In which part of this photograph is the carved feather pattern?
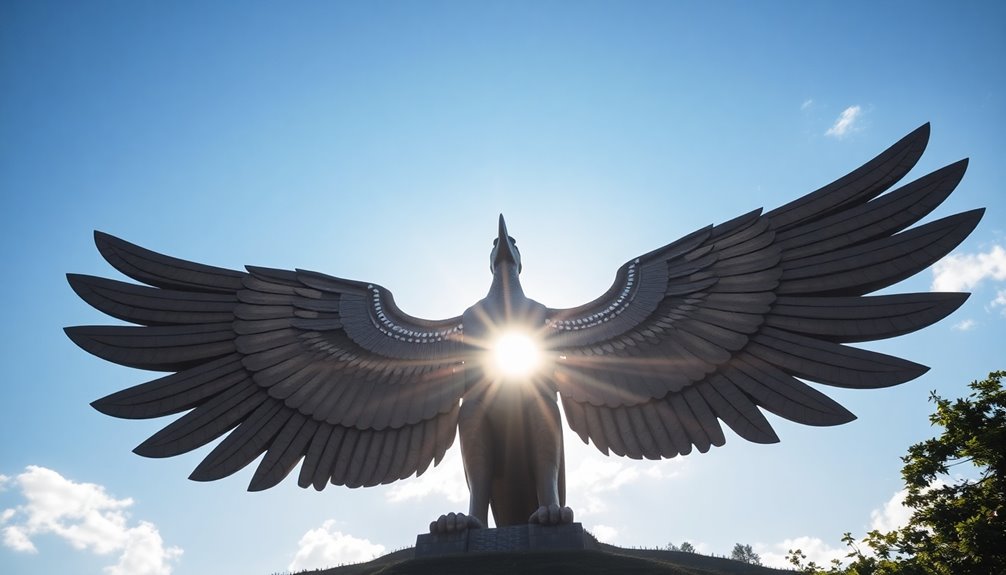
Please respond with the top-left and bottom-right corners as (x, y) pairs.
(548, 124), (982, 458)
(67, 234), (466, 491)
(66, 123), (982, 488)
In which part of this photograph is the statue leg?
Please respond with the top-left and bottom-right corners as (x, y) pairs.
(526, 392), (574, 525)
(429, 394), (489, 533)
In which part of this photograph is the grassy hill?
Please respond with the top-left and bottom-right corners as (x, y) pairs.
(302, 543), (795, 575)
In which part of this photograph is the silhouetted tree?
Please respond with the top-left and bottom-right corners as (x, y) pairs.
(788, 371), (1006, 574)
(731, 543), (762, 565)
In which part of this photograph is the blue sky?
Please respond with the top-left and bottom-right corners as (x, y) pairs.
(1, 1), (1004, 573)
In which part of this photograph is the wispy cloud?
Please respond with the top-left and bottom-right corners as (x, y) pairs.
(0, 466), (182, 575)
(869, 489), (913, 532)
(953, 318), (977, 331)
(801, 98), (814, 111)
(825, 105), (862, 138)
(932, 245), (1006, 291)
(992, 289), (1006, 315)
(758, 487), (934, 569)
(757, 536), (847, 569)
(932, 245), (1006, 316)
(385, 450), (467, 504)
(589, 524), (618, 543)
(288, 520), (385, 571)
(566, 458), (682, 516)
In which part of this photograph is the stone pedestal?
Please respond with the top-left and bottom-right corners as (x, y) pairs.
(414, 523), (595, 557)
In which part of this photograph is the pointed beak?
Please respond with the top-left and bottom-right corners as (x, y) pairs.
(494, 214), (520, 271)
(498, 214), (509, 242)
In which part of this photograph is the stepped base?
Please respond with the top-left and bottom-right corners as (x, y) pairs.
(414, 523), (595, 557)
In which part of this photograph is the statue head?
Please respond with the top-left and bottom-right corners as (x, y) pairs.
(490, 214), (522, 274)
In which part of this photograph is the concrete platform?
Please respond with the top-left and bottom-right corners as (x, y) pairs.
(414, 523), (596, 557)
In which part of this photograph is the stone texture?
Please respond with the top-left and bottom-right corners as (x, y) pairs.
(65, 124), (983, 535)
(415, 523), (596, 557)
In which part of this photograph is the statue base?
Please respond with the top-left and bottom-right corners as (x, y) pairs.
(414, 523), (596, 557)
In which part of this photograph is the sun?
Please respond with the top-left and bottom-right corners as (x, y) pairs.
(492, 331), (542, 379)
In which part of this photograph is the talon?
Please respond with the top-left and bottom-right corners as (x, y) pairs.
(548, 503), (560, 524)
(430, 512), (485, 533)
(529, 505), (575, 525)
(561, 506), (574, 523)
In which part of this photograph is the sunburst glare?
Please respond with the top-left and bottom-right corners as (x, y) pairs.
(493, 331), (541, 379)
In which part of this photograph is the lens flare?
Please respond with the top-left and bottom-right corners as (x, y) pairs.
(493, 332), (541, 378)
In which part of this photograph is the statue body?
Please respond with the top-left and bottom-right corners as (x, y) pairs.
(454, 242), (568, 530)
(66, 124), (983, 534)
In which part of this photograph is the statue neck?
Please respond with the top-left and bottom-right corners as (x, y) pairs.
(488, 264), (524, 300)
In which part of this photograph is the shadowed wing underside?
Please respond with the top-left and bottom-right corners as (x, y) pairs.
(66, 237), (467, 491)
(546, 123), (983, 459)
(67, 123), (982, 490)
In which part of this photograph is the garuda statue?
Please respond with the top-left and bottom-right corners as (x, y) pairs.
(66, 124), (982, 534)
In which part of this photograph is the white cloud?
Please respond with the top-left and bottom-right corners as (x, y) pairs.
(1, 508), (15, 523)
(758, 487), (926, 569)
(801, 98), (814, 110)
(953, 318), (977, 331)
(825, 105), (862, 138)
(992, 289), (1006, 315)
(0, 474), (10, 489)
(385, 450), (467, 504)
(869, 489), (913, 533)
(758, 536), (847, 569)
(565, 458), (684, 517)
(1, 466), (182, 575)
(566, 459), (639, 516)
(931, 245), (1006, 292)
(104, 522), (182, 575)
(288, 520), (385, 571)
(589, 524), (618, 543)
(3, 525), (37, 553)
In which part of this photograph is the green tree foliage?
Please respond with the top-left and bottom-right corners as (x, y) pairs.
(787, 371), (1006, 575)
(679, 541), (696, 553)
(730, 543), (762, 565)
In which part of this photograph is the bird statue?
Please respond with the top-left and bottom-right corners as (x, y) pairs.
(66, 123), (982, 534)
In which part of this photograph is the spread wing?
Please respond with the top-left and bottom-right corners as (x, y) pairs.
(66, 233), (467, 491)
(546, 123), (984, 459)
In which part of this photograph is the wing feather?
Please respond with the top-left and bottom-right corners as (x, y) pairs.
(91, 354), (246, 419)
(695, 377), (778, 444)
(654, 400), (692, 456)
(68, 233), (465, 493)
(188, 400), (290, 482)
(95, 231), (244, 293)
(249, 414), (317, 492)
(132, 377), (263, 458)
(639, 401), (676, 457)
(549, 124), (978, 461)
(766, 293), (968, 342)
(314, 426), (346, 490)
(775, 160), (968, 259)
(298, 423), (336, 490)
(345, 430), (376, 488)
(765, 123), (930, 230)
(329, 427), (361, 485)
(779, 210), (983, 296)
(67, 274), (236, 326)
(65, 324), (234, 371)
(748, 328), (927, 388)
(613, 407), (644, 459)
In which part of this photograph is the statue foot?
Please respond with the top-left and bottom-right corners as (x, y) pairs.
(429, 512), (485, 534)
(528, 504), (574, 525)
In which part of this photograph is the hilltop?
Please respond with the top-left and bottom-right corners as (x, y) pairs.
(300, 542), (795, 575)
